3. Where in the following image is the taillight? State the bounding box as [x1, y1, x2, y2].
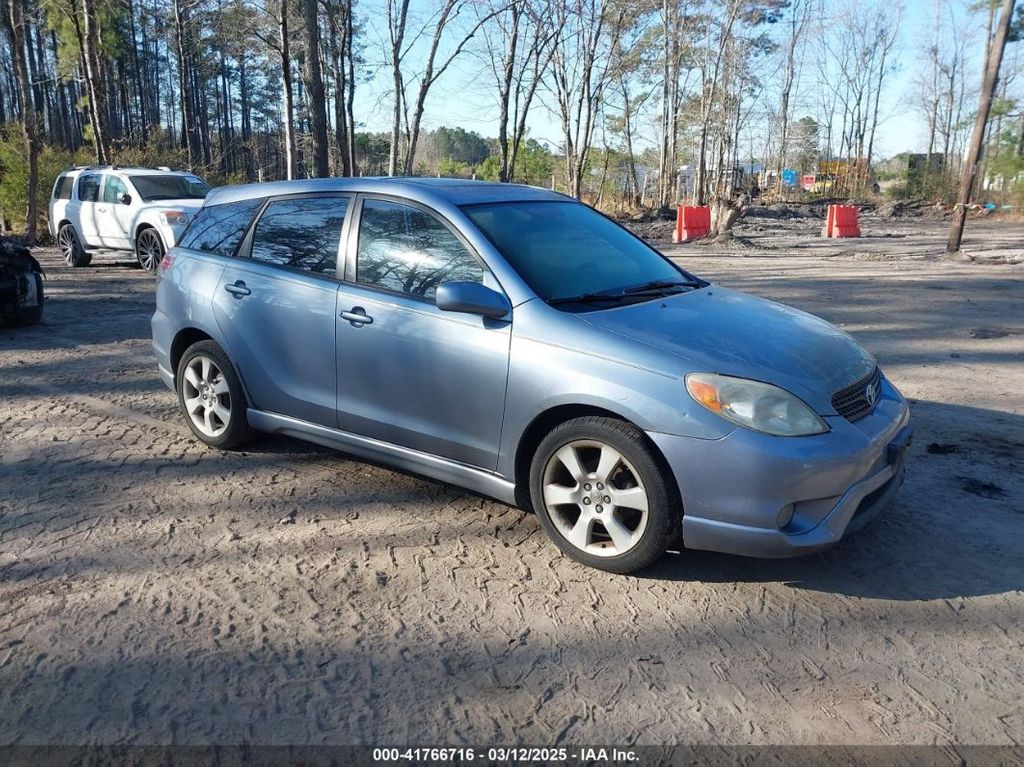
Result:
[159, 252, 175, 274]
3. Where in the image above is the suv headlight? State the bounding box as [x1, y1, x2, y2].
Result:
[685, 373, 829, 437]
[161, 210, 189, 225]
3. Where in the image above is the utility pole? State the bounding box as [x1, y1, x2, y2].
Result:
[946, 0, 1016, 253]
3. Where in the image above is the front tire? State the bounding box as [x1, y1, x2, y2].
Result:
[57, 224, 91, 267]
[176, 340, 253, 449]
[529, 416, 678, 574]
[135, 227, 164, 273]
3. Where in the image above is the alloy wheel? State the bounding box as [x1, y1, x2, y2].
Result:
[182, 355, 231, 438]
[58, 227, 78, 266]
[541, 439, 650, 557]
[136, 229, 164, 272]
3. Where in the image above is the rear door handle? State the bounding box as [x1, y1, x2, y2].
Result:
[340, 307, 373, 325]
[224, 281, 251, 297]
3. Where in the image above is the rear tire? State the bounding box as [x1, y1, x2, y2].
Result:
[529, 416, 678, 574]
[57, 223, 90, 267]
[176, 340, 253, 450]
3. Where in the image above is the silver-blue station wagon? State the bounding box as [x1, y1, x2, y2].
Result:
[152, 179, 912, 573]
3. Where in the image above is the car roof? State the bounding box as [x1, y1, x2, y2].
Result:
[203, 177, 571, 208]
[61, 167, 200, 178]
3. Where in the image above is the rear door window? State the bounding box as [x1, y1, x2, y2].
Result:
[78, 175, 100, 202]
[178, 198, 263, 257]
[250, 196, 349, 275]
[355, 198, 484, 301]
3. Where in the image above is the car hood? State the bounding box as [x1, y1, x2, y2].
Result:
[147, 199, 206, 214]
[578, 286, 876, 414]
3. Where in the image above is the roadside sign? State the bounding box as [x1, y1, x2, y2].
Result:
[782, 169, 798, 187]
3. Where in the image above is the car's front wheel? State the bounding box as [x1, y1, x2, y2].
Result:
[57, 223, 91, 267]
[135, 227, 164, 273]
[529, 416, 679, 574]
[176, 340, 253, 449]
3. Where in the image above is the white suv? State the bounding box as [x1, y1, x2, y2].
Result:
[49, 166, 211, 272]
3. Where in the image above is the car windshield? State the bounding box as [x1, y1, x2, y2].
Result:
[131, 174, 211, 202]
[463, 201, 702, 304]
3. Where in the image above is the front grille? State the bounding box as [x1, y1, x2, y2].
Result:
[831, 367, 881, 421]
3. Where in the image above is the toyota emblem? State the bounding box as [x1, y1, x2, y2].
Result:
[865, 383, 877, 406]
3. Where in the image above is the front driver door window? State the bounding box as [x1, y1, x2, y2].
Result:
[334, 197, 509, 470]
[354, 198, 485, 300]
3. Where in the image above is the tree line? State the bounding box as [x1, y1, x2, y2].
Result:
[2, 0, 1023, 243]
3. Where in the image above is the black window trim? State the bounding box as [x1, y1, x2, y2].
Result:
[234, 191, 354, 282]
[342, 192, 499, 307]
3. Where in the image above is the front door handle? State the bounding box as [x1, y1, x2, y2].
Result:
[340, 307, 373, 326]
[224, 281, 251, 297]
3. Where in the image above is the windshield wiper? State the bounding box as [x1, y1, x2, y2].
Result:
[620, 279, 704, 295]
[547, 292, 630, 306]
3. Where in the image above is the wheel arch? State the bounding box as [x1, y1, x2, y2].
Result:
[512, 403, 679, 512]
[169, 327, 214, 383]
[169, 327, 254, 406]
[135, 222, 166, 249]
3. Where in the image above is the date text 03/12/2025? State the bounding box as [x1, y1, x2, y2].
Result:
[372, 747, 638, 762]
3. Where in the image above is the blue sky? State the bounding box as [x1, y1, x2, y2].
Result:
[350, 0, 1004, 161]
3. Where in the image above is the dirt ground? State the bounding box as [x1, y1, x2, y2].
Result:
[0, 214, 1022, 747]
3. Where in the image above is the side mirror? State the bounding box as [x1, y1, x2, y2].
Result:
[118, 193, 132, 205]
[436, 281, 510, 319]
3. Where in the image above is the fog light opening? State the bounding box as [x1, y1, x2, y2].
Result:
[776, 503, 794, 530]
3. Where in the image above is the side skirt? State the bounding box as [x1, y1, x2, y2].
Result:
[247, 409, 519, 506]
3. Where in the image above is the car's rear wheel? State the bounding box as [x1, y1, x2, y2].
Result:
[529, 416, 678, 573]
[176, 340, 253, 449]
[57, 224, 90, 267]
[135, 227, 164, 273]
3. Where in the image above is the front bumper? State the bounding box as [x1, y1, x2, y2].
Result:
[648, 376, 912, 558]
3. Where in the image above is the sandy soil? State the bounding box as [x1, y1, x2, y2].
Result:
[0, 216, 1022, 747]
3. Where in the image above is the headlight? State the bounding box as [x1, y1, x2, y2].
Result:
[685, 373, 829, 436]
[161, 210, 189, 225]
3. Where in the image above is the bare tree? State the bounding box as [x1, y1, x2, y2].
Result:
[773, 0, 813, 194]
[401, 0, 505, 175]
[549, 0, 627, 199]
[947, 0, 1017, 252]
[483, 0, 556, 182]
[3, 0, 39, 241]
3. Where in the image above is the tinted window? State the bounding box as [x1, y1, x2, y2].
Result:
[102, 175, 129, 203]
[131, 174, 210, 201]
[250, 197, 348, 275]
[179, 198, 263, 257]
[78, 175, 100, 202]
[356, 199, 483, 300]
[54, 176, 74, 200]
[464, 201, 689, 302]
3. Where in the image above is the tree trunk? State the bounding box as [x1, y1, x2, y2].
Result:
[280, 0, 298, 179]
[81, 0, 108, 163]
[946, 0, 1016, 253]
[387, 0, 410, 176]
[301, 0, 329, 177]
[5, 0, 40, 242]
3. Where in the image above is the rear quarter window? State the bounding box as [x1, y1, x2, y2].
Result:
[53, 176, 74, 200]
[178, 198, 263, 257]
